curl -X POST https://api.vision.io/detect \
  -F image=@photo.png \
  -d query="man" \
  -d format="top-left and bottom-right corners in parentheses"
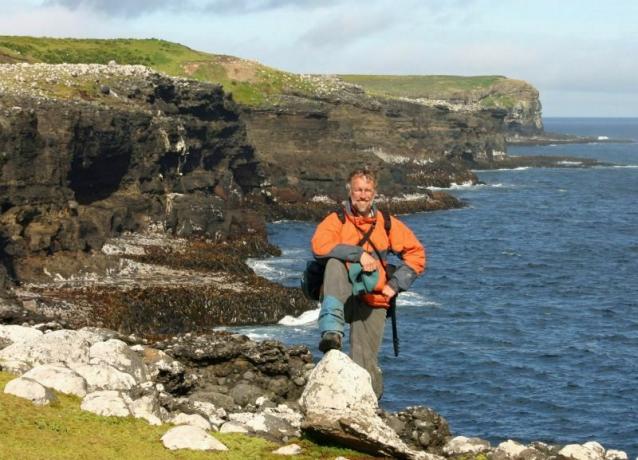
top-left (311, 168), bottom-right (426, 398)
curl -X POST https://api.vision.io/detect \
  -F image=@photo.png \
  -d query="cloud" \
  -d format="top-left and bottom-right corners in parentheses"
top-left (45, 0), bottom-right (182, 17)
top-left (203, 0), bottom-right (340, 15)
top-left (299, 8), bottom-right (395, 48)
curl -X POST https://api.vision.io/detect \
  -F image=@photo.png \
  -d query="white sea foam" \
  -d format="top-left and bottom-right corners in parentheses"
top-left (556, 161), bottom-right (583, 166)
top-left (426, 182), bottom-right (503, 191)
top-left (481, 166), bottom-right (530, 172)
top-left (247, 259), bottom-right (293, 282)
top-left (278, 307), bottom-right (320, 326)
top-left (597, 136), bottom-right (609, 140)
top-left (396, 291), bottom-right (440, 307)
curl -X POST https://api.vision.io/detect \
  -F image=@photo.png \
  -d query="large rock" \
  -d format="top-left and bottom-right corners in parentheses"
top-left (0, 329), bottom-right (90, 370)
top-left (169, 412), bottom-right (212, 431)
top-left (299, 350), bottom-right (438, 460)
top-left (443, 436), bottom-right (491, 455)
top-left (72, 363), bottom-right (137, 392)
top-left (22, 364), bottom-right (87, 397)
top-left (0, 325), bottom-right (43, 345)
top-left (4, 376), bottom-right (57, 405)
top-left (89, 339), bottom-right (148, 383)
top-left (80, 390), bottom-right (131, 417)
top-left (161, 425), bottom-right (228, 451)
top-left (124, 387), bottom-right (163, 426)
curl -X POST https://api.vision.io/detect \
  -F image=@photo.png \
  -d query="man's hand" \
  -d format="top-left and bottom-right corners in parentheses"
top-left (382, 284), bottom-right (396, 299)
top-left (359, 252), bottom-right (377, 272)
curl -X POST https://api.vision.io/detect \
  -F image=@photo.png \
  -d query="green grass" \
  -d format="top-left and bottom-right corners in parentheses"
top-left (0, 36), bottom-right (320, 107)
top-left (0, 36), bottom-right (528, 110)
top-left (0, 371), bottom-right (373, 459)
top-left (339, 74), bottom-right (504, 98)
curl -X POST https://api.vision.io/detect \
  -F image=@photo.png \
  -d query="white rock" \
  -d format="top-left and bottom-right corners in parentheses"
top-left (81, 390), bottom-right (131, 417)
top-left (161, 425), bottom-right (228, 451)
top-left (299, 349), bottom-right (378, 417)
top-left (0, 325), bottom-right (43, 344)
top-left (560, 443), bottom-right (605, 460)
top-left (0, 359), bottom-right (30, 374)
top-left (273, 444), bottom-right (303, 455)
top-left (219, 421), bottom-right (250, 433)
top-left (443, 436), bottom-right (491, 455)
top-left (123, 390), bottom-right (162, 426)
top-left (170, 413), bottom-right (212, 431)
top-left (584, 442), bottom-right (606, 459)
top-left (76, 327), bottom-right (116, 345)
top-left (72, 363), bottom-right (137, 392)
top-left (300, 350), bottom-right (433, 460)
top-left (89, 339), bottom-right (148, 383)
top-left (0, 329), bottom-right (91, 369)
top-left (605, 450), bottom-right (628, 460)
top-left (23, 364), bottom-right (87, 397)
top-left (4, 376), bottom-right (57, 405)
top-left (496, 440), bottom-right (528, 457)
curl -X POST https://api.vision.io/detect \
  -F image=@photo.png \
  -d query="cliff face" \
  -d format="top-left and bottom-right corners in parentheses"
top-left (242, 86), bottom-right (506, 203)
top-left (0, 64), bottom-right (264, 279)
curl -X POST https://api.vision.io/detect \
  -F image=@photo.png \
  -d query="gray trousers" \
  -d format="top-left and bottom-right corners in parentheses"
top-left (322, 258), bottom-right (387, 398)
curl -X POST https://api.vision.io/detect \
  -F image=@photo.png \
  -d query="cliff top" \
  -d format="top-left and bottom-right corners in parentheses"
top-left (0, 36), bottom-right (537, 110)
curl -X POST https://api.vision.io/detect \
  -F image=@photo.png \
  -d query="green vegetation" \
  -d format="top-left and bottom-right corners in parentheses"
top-left (339, 74), bottom-right (504, 99)
top-left (0, 371), bottom-right (372, 459)
top-left (0, 36), bottom-right (319, 106)
top-left (0, 36), bottom-right (527, 110)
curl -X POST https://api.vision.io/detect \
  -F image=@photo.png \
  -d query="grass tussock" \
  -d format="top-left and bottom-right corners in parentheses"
top-left (0, 371), bottom-right (374, 459)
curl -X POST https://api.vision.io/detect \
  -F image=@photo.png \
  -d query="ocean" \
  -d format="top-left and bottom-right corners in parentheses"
top-left (234, 118), bottom-right (638, 456)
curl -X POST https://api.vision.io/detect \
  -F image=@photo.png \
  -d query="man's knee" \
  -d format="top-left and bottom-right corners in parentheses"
top-left (322, 258), bottom-right (351, 299)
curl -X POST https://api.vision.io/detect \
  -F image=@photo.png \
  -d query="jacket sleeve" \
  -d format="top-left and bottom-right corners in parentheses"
top-left (311, 213), bottom-right (364, 262)
top-left (386, 216), bottom-right (426, 292)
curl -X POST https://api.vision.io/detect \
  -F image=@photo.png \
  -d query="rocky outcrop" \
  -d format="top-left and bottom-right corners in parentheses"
top-left (1, 323), bottom-right (631, 459)
top-left (243, 88), bottom-right (504, 204)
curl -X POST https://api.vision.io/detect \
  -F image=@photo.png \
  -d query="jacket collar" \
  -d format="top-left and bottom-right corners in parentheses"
top-left (343, 200), bottom-right (377, 223)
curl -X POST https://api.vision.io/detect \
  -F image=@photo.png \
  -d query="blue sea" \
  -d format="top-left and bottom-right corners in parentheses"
top-left (237, 118), bottom-right (638, 456)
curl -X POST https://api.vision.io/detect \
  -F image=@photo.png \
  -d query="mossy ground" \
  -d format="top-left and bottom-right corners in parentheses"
top-left (0, 371), bottom-right (374, 459)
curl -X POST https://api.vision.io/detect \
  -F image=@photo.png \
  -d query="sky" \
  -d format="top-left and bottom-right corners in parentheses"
top-left (1, 0), bottom-right (637, 117)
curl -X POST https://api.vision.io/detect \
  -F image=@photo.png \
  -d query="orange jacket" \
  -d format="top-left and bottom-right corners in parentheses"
top-left (311, 206), bottom-right (426, 307)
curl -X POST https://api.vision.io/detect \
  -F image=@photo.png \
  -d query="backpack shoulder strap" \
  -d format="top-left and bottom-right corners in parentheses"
top-left (334, 207), bottom-right (346, 224)
top-left (380, 209), bottom-right (392, 236)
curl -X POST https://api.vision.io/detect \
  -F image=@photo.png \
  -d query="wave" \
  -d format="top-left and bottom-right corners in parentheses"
top-left (396, 291), bottom-right (440, 307)
top-left (278, 307), bottom-right (320, 326)
top-left (247, 259), bottom-right (297, 282)
top-left (556, 161), bottom-right (583, 166)
top-left (478, 166), bottom-right (531, 172)
top-left (426, 182), bottom-right (504, 191)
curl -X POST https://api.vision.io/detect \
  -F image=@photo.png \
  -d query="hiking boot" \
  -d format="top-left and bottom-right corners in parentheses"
top-left (318, 332), bottom-right (342, 353)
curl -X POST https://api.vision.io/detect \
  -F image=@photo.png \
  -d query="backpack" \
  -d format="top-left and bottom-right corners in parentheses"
top-left (301, 208), bottom-right (392, 301)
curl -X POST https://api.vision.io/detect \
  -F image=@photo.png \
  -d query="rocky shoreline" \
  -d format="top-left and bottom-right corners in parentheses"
top-left (506, 131), bottom-right (634, 146)
top-left (0, 322), bottom-right (632, 459)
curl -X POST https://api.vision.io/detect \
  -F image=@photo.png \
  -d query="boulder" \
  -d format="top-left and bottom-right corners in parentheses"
top-left (123, 385), bottom-right (163, 425)
top-left (443, 436), bottom-right (491, 455)
top-left (559, 443), bottom-right (614, 460)
top-left (0, 325), bottom-right (43, 345)
top-left (76, 327), bottom-right (121, 345)
top-left (89, 339), bottom-right (148, 383)
top-left (80, 390), bottom-right (131, 417)
top-left (299, 350), bottom-right (437, 460)
top-left (4, 376), bottom-right (57, 405)
top-left (22, 364), bottom-right (87, 397)
top-left (72, 363), bottom-right (137, 392)
top-left (604, 450), bottom-right (628, 460)
top-left (0, 329), bottom-right (91, 370)
top-left (228, 411), bottom-right (300, 441)
top-left (161, 425), bottom-right (228, 451)
top-left (169, 413), bottom-right (212, 431)
top-left (219, 421), bottom-right (250, 433)
top-left (0, 359), bottom-right (30, 374)
top-left (273, 444), bottom-right (303, 456)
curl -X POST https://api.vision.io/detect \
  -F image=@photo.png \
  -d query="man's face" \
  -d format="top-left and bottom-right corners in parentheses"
top-left (349, 175), bottom-right (376, 215)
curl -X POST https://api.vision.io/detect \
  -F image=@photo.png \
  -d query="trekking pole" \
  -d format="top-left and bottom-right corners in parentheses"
top-left (389, 297), bottom-right (399, 357)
